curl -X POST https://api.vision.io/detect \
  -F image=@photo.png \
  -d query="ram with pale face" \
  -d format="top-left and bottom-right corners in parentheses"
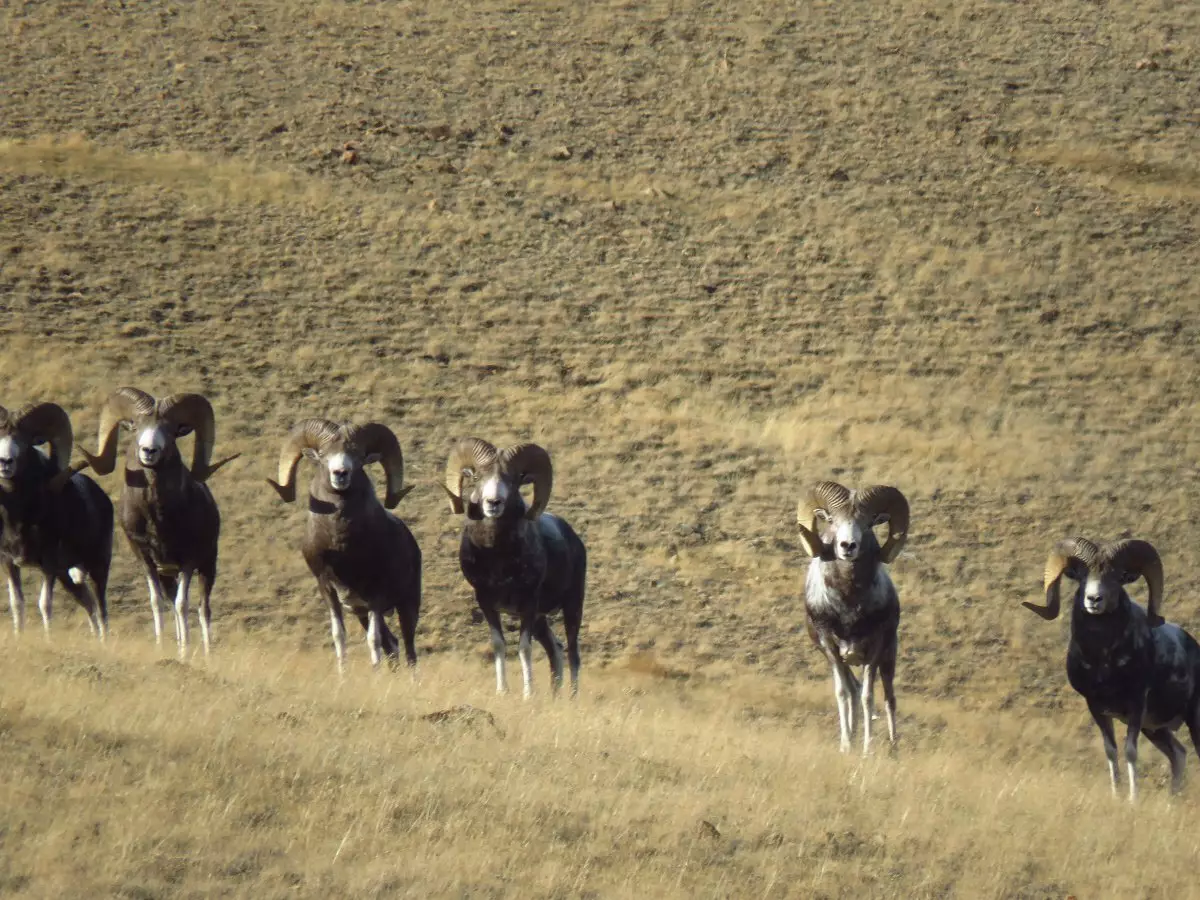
top-left (83, 387), bottom-right (238, 658)
top-left (268, 418), bottom-right (420, 674)
top-left (443, 438), bottom-right (586, 700)
top-left (1025, 537), bottom-right (1200, 801)
top-left (0, 402), bottom-right (112, 640)
top-left (797, 481), bottom-right (909, 755)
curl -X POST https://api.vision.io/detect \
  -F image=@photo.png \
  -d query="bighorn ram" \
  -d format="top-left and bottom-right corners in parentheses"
top-left (82, 387), bottom-right (238, 657)
top-left (443, 439), bottom-right (585, 698)
top-left (267, 418), bottom-right (421, 673)
top-left (1025, 537), bottom-right (1200, 800)
top-left (0, 402), bottom-right (112, 639)
top-left (797, 481), bottom-right (909, 754)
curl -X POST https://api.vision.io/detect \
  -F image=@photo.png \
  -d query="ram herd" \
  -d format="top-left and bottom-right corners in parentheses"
top-left (2, 387), bottom-right (1199, 801)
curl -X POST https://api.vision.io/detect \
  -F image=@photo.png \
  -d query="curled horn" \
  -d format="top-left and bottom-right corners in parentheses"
top-left (14, 402), bottom-right (85, 491)
top-left (267, 418), bottom-right (341, 503)
top-left (500, 443), bottom-right (553, 520)
top-left (1107, 539), bottom-right (1165, 628)
top-left (796, 481), bottom-right (851, 557)
top-left (442, 438), bottom-right (498, 514)
top-left (856, 485), bottom-right (910, 564)
top-left (1025, 537), bottom-right (1101, 621)
top-left (14, 402), bottom-right (74, 473)
top-left (159, 393), bottom-right (239, 482)
top-left (82, 387), bottom-right (157, 476)
top-left (348, 422), bottom-right (411, 509)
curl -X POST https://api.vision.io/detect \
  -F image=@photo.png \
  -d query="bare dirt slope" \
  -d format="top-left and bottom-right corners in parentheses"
top-left (1, 1), bottom-right (1199, 896)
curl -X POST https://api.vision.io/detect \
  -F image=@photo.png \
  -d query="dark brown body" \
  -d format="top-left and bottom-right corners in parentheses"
top-left (1, 455), bottom-right (112, 636)
top-left (302, 467), bottom-right (421, 667)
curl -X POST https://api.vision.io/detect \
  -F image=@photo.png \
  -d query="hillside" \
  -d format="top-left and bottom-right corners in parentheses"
top-left (2, 1), bottom-right (1199, 896)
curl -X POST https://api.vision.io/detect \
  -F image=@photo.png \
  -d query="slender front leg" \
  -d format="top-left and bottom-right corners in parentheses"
top-left (145, 573), bottom-right (167, 645)
top-left (825, 649), bottom-right (855, 753)
top-left (6, 564), bottom-right (25, 635)
top-left (880, 651), bottom-right (898, 748)
top-left (563, 606), bottom-right (582, 700)
top-left (479, 602), bottom-right (508, 694)
top-left (1088, 701), bottom-right (1120, 796)
top-left (860, 662), bottom-right (877, 756)
top-left (172, 570), bottom-right (193, 660)
top-left (326, 588), bottom-right (347, 676)
top-left (517, 615), bottom-right (538, 700)
top-left (196, 576), bottom-right (213, 657)
top-left (36, 575), bottom-right (54, 638)
top-left (1123, 709), bottom-right (1145, 804)
top-left (366, 609), bottom-right (383, 668)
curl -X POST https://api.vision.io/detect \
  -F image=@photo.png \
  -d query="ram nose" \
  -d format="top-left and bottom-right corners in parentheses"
top-left (1084, 593), bottom-right (1104, 613)
top-left (330, 467), bottom-right (352, 490)
top-left (482, 498), bottom-right (504, 518)
top-left (138, 446), bottom-right (162, 467)
top-left (837, 540), bottom-right (858, 560)
top-left (0, 458), bottom-right (15, 479)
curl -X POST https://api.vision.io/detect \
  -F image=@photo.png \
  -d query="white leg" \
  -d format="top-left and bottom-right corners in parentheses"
top-left (366, 610), bottom-right (383, 668)
top-left (1124, 723), bottom-right (1140, 804)
top-left (830, 661), bottom-right (854, 753)
top-left (146, 575), bottom-right (165, 645)
top-left (7, 569), bottom-right (25, 635)
top-left (1095, 714), bottom-right (1120, 797)
top-left (490, 625), bottom-right (508, 694)
top-left (36, 576), bottom-right (53, 638)
top-left (329, 604), bottom-right (347, 676)
top-left (173, 571), bottom-right (192, 660)
top-left (92, 588), bottom-right (107, 643)
top-left (860, 664), bottom-right (877, 755)
top-left (518, 626), bottom-right (534, 700)
top-left (197, 593), bottom-right (211, 656)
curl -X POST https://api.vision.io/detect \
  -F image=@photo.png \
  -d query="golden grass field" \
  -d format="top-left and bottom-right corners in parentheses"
top-left (2, 0), bottom-right (1199, 896)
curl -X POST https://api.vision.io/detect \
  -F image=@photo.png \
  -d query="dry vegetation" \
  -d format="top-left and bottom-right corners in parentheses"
top-left (1, 0), bottom-right (1199, 896)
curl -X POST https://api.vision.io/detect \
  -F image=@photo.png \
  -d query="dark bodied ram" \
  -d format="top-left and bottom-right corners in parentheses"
top-left (1025, 537), bottom-right (1200, 801)
top-left (268, 418), bottom-right (420, 674)
top-left (442, 439), bottom-right (585, 699)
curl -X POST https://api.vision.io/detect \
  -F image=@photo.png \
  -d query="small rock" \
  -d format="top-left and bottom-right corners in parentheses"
top-left (1135, 57), bottom-right (1159, 70)
top-left (341, 149), bottom-right (358, 164)
top-left (550, 145), bottom-right (572, 160)
top-left (697, 820), bottom-right (722, 840)
top-left (829, 168), bottom-right (850, 182)
top-left (422, 705), bottom-right (504, 736)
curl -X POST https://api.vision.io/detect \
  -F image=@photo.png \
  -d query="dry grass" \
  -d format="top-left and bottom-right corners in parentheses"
top-left (1, 0), bottom-right (1199, 895)
top-left (4, 633), bottom-right (1200, 899)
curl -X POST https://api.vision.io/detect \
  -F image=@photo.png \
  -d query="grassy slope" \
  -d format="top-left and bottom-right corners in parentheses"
top-left (1, 0), bottom-right (1199, 896)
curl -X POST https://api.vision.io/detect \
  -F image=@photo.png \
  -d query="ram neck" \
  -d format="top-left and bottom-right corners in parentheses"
top-left (1071, 598), bottom-right (1139, 656)
top-left (464, 516), bottom-right (526, 550)
top-left (827, 555), bottom-right (881, 594)
top-left (126, 457), bottom-right (190, 503)
top-left (307, 483), bottom-right (377, 521)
